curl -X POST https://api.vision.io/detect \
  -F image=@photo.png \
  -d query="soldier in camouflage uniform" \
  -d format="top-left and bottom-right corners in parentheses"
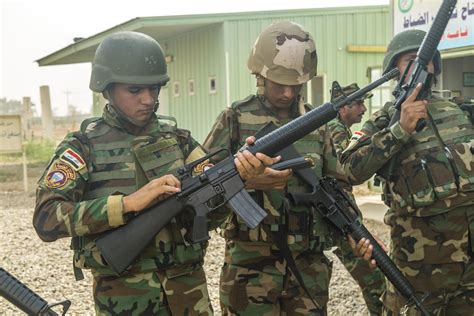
top-left (342, 29), bottom-right (474, 315)
top-left (33, 31), bottom-right (272, 316)
top-left (204, 21), bottom-right (351, 315)
top-left (328, 82), bottom-right (372, 156)
top-left (327, 82), bottom-right (385, 315)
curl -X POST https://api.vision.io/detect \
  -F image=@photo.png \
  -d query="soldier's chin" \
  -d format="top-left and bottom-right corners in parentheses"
top-left (275, 100), bottom-right (292, 108)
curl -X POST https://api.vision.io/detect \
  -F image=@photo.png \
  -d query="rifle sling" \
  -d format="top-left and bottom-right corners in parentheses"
top-left (274, 223), bottom-right (322, 310)
top-left (253, 122), bottom-right (324, 309)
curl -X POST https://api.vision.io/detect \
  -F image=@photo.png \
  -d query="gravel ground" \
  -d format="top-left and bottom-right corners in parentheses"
top-left (0, 190), bottom-right (390, 315)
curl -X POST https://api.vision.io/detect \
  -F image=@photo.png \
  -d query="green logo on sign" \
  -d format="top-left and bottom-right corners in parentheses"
top-left (398, 0), bottom-right (414, 13)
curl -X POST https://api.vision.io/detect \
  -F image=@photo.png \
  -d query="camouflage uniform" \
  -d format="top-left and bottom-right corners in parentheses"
top-left (341, 30), bottom-right (474, 315)
top-left (34, 32), bottom-right (221, 315)
top-left (328, 82), bottom-right (385, 315)
top-left (204, 21), bottom-right (349, 315)
top-left (328, 82), bottom-right (372, 156)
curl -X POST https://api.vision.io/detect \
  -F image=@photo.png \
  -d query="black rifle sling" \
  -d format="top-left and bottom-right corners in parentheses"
top-left (254, 122), bottom-right (323, 309)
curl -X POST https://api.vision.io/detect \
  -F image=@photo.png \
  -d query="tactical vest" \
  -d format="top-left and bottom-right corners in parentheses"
top-left (384, 98), bottom-right (474, 216)
top-left (72, 116), bottom-right (206, 278)
top-left (221, 95), bottom-right (334, 252)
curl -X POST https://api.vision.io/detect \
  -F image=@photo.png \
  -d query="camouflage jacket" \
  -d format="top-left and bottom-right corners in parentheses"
top-left (203, 94), bottom-right (346, 271)
top-left (341, 97), bottom-right (474, 216)
top-left (328, 116), bottom-right (352, 157)
top-left (341, 98), bottom-right (474, 264)
top-left (34, 105), bottom-right (226, 277)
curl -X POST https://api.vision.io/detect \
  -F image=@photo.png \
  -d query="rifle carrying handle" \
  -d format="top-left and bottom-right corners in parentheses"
top-left (0, 268), bottom-right (71, 316)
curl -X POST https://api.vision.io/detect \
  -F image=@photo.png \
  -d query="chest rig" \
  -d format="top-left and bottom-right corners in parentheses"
top-left (72, 116), bottom-right (206, 278)
top-left (384, 98), bottom-right (474, 216)
top-left (222, 95), bottom-right (334, 252)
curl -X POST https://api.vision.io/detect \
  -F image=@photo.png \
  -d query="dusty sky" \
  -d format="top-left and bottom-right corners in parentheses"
top-left (1, 0), bottom-right (389, 116)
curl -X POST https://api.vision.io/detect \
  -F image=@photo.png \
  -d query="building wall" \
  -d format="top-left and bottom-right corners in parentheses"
top-left (161, 24), bottom-right (226, 142)
top-left (442, 56), bottom-right (474, 97)
top-left (223, 6), bottom-right (391, 133)
top-left (159, 6), bottom-right (390, 142)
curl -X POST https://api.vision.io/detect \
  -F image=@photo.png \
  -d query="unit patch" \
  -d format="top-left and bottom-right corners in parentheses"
top-left (45, 162), bottom-right (77, 189)
top-left (60, 148), bottom-right (86, 171)
top-left (193, 159), bottom-right (213, 174)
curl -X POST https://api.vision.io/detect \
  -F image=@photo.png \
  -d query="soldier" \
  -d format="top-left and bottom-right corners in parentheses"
top-left (33, 31), bottom-right (273, 315)
top-left (328, 82), bottom-right (372, 156)
top-left (204, 21), bottom-right (351, 315)
top-left (342, 29), bottom-right (474, 315)
top-left (327, 82), bottom-right (385, 315)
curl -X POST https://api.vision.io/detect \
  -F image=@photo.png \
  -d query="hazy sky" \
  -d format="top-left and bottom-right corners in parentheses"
top-left (1, 0), bottom-right (389, 116)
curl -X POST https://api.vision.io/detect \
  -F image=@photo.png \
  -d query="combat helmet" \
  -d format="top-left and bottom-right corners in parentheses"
top-left (330, 81), bottom-right (373, 103)
top-left (248, 21), bottom-right (317, 86)
top-left (90, 31), bottom-right (170, 92)
top-left (383, 29), bottom-right (441, 76)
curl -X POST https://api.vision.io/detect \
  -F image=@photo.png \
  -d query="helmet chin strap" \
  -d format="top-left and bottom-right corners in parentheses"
top-left (256, 75), bottom-right (265, 96)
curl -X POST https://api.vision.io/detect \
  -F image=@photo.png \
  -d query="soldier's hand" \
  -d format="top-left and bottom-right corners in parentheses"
top-left (349, 235), bottom-right (388, 270)
top-left (243, 167), bottom-right (292, 190)
top-left (235, 136), bottom-right (281, 181)
top-left (123, 174), bottom-right (181, 213)
top-left (399, 83), bottom-right (428, 134)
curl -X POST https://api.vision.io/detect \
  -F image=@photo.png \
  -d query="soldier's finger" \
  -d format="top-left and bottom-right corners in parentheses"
top-left (242, 150), bottom-right (264, 170)
top-left (236, 151), bottom-right (253, 171)
top-left (266, 168), bottom-right (292, 178)
top-left (234, 154), bottom-right (250, 179)
top-left (163, 174), bottom-right (181, 188)
top-left (406, 82), bottom-right (423, 102)
top-left (255, 152), bottom-right (280, 166)
top-left (363, 244), bottom-right (373, 261)
top-left (245, 136), bottom-right (256, 146)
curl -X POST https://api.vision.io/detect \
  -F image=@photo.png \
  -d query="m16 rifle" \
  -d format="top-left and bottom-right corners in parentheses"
top-left (96, 68), bottom-right (399, 275)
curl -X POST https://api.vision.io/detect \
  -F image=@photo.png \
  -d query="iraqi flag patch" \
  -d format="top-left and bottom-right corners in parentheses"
top-left (60, 148), bottom-right (86, 171)
top-left (350, 131), bottom-right (365, 141)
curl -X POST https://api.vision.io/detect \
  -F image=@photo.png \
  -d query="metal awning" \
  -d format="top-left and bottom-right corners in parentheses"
top-left (36, 16), bottom-right (222, 66)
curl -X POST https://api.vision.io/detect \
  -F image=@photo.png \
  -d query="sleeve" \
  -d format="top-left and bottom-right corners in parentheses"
top-left (328, 120), bottom-right (350, 157)
top-left (202, 108), bottom-right (238, 162)
top-left (33, 133), bottom-right (126, 242)
top-left (340, 109), bottom-right (411, 185)
top-left (321, 124), bottom-right (350, 185)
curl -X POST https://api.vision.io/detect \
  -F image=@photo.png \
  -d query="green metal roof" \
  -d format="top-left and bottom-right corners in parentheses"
top-left (36, 5), bottom-right (388, 66)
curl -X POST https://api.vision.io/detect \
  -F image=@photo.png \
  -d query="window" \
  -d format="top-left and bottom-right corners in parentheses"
top-left (173, 81), bottom-right (180, 97)
top-left (369, 67), bottom-right (392, 114)
top-left (209, 76), bottom-right (217, 94)
top-left (188, 79), bottom-right (195, 96)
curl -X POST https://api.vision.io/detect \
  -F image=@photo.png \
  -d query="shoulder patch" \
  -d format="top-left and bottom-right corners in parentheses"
top-left (231, 95), bottom-right (257, 111)
top-left (44, 162), bottom-right (77, 189)
top-left (350, 130), bottom-right (365, 141)
top-left (60, 148), bottom-right (86, 171)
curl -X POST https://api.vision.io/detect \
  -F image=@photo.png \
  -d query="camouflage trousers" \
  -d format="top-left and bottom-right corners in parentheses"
top-left (333, 236), bottom-right (385, 316)
top-left (219, 251), bottom-right (332, 315)
top-left (383, 259), bottom-right (474, 315)
top-left (93, 268), bottom-right (213, 315)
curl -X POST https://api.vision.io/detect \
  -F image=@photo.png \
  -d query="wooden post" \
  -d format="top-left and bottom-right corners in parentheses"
top-left (22, 146), bottom-right (28, 192)
top-left (22, 97), bottom-right (32, 140)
